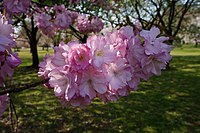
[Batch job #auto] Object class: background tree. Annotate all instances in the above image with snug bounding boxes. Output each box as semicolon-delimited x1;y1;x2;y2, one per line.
21;15;40;68
179;1;200;46
106;0;197;44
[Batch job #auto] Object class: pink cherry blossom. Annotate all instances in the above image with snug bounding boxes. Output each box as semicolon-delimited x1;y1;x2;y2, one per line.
0;63;13;84
68;43;90;72
128;76;140;90
106;58;132;90
0;14;14;51
0;13;21;117
38;24;172;108
98;91;119;102
38;54;55;79
53;4;78;24
54;13;72;30
6;53;21;68
119;26;134;40
105;29;128;57
0;14;21;87
117;86;130;96
87;35;116;68
140;27;172;55
52;47;68;67
126;36;146;67
61;95;91;108
49;69;71;97
35;6;78;36
79;66;108;99
77;15;104;33
53;4;66;14
54;9;78;30
0;54;19;82
3;0;31;15
35;13;56;37
141;52;172;76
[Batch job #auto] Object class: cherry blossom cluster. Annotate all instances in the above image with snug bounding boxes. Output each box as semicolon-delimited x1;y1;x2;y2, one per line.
3;0;105;36
35;4;78;37
0;14;21;116
3;0;32;23
77;15;104;33
35;4;104;37
3;0;31;15
39;25;172;107
0;14;21;85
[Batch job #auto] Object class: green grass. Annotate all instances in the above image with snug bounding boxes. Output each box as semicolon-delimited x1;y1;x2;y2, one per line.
17;48;53;66
0;46;200;132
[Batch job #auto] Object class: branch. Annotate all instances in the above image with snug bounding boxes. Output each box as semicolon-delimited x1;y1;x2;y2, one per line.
154;0;165;28
168;0;178;35
18;15;31;39
69;25;87;43
36;33;42;44
134;0;145;29
67;7;120;26
173;0;195;37
0;79;49;96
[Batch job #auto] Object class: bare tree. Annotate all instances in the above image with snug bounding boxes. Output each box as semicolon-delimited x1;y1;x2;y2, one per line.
128;0;196;44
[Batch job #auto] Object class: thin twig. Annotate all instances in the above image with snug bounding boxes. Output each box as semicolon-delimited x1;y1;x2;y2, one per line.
9;98;14;132
10;98;18;132
69;25;87;43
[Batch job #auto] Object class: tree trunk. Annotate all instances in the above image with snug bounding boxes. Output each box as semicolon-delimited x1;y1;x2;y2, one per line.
30;39;39;69
195;43;198;48
195;39;198;48
30;16;39;69
29;24;39;69
21;16;40;69
168;39;174;45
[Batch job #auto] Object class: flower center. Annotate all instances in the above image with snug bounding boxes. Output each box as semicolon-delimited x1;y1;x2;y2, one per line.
87;79;92;84
96;50;104;57
79;54;84;61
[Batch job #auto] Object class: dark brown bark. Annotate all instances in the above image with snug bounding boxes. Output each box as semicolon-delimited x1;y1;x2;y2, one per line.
29;36;39;68
30;16;39;68
21;15;39;69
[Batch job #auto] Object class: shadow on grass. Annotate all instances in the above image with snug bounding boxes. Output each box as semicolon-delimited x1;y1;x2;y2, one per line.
0;56;200;132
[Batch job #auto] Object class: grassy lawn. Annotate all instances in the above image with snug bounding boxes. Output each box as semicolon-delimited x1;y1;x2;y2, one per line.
0;46;200;132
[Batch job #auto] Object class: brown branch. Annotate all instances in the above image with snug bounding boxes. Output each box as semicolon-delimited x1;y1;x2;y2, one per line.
69;25;88;43
134;0;145;29
0;79;49;96
173;0;195;37
151;0;167;31
168;0;176;35
19;15;31;39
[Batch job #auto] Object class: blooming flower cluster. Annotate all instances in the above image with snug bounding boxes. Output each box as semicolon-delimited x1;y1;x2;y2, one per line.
0;14;21;116
0;14;21;85
35;5;78;37
77;15;104;33
35;4;105;37
39;25;172;107
3;0;31;15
